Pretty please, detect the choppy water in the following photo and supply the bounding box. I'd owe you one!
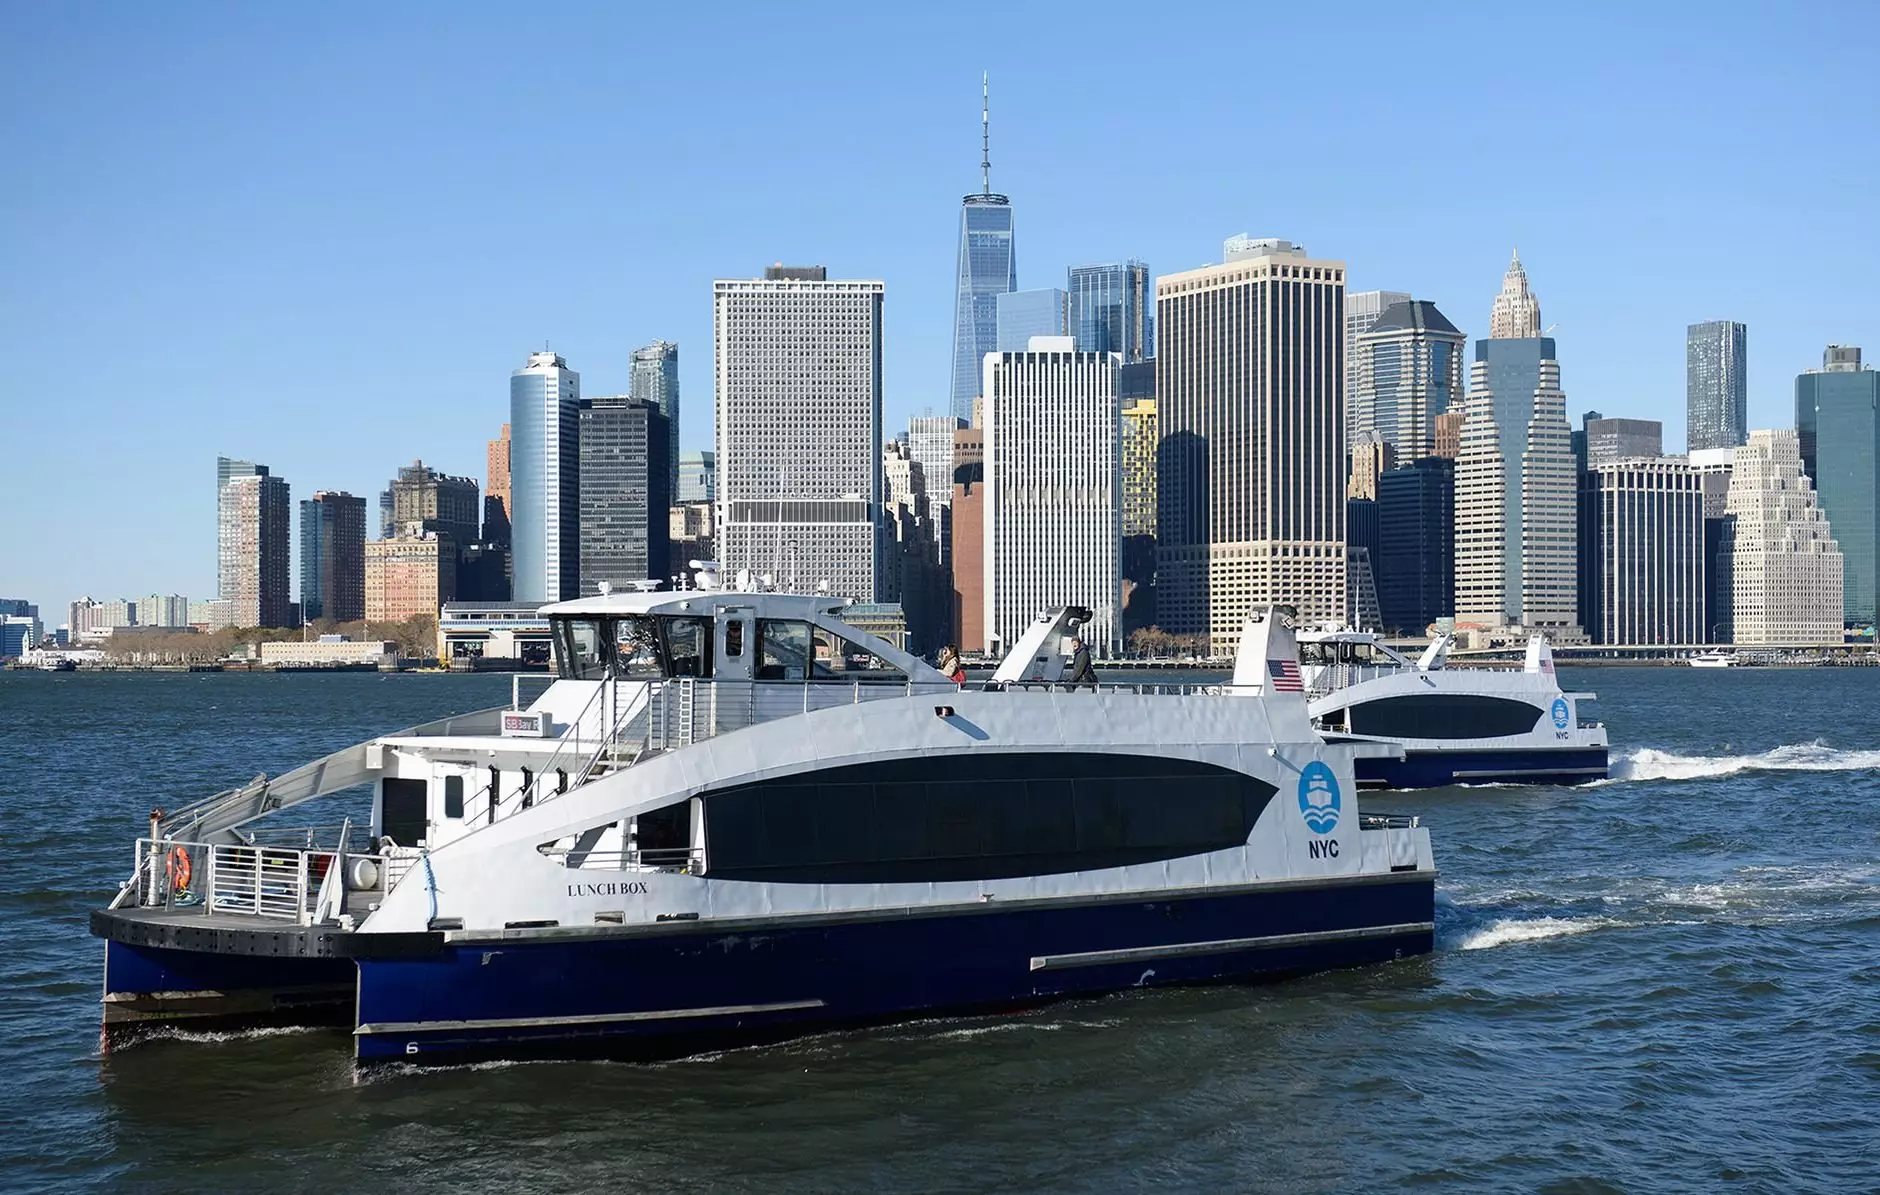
[2,668,1877,1193]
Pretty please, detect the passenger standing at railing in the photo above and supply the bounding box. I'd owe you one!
[936,644,966,686]
[1065,638,1097,690]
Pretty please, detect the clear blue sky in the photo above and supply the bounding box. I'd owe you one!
[2,1,1875,617]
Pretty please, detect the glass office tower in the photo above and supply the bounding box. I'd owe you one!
[1796,344,1878,626]
[1067,260,1152,363]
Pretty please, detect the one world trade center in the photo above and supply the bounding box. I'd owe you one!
[949,74,1016,424]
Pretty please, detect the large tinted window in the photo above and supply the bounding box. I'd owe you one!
[702,753,1275,884]
[1347,694,1543,739]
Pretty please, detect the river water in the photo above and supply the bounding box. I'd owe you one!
[2,668,1877,1193]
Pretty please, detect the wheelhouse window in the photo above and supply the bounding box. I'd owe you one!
[553,615,719,680]
[758,619,903,682]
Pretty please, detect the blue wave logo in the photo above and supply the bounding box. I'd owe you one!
[1297,761,1340,834]
[1551,698,1569,730]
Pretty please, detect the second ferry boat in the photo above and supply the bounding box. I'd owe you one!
[1236,626,1609,789]
[91,570,1435,1064]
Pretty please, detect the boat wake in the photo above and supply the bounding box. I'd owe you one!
[1606,742,1880,783]
[1448,914,1620,951]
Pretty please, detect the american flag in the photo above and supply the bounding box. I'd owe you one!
[1268,658,1303,692]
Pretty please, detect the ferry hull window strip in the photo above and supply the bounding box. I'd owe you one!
[701,753,1276,884]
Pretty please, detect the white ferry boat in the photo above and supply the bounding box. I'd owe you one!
[1688,651,1736,668]
[91,574,1436,1064]
[1235,627,1608,789]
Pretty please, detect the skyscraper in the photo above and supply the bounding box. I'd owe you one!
[1454,254,1579,635]
[509,350,582,603]
[906,416,965,512]
[948,75,1016,423]
[579,395,671,593]
[1156,237,1347,649]
[214,456,262,598]
[715,265,884,601]
[218,468,291,628]
[1119,364,1157,636]
[1582,458,1705,645]
[1687,321,1748,451]
[1583,417,1664,466]
[993,288,1068,351]
[1717,429,1842,643]
[1345,289,1410,443]
[1349,299,1466,463]
[485,423,511,546]
[390,461,480,546]
[1068,260,1152,362]
[1795,344,1878,626]
[676,449,716,505]
[630,340,680,496]
[299,490,366,623]
[983,337,1122,655]
[1376,457,1455,633]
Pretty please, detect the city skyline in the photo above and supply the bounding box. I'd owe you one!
[3,5,1877,609]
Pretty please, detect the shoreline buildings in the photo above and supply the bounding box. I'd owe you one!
[948,76,1016,424]
[1796,345,1877,628]
[982,337,1123,656]
[1687,321,1748,451]
[578,395,671,594]
[715,264,885,602]
[1156,236,1347,652]
[509,350,581,603]
[1717,429,1843,643]
[1580,457,1705,645]
[216,457,290,628]
[1454,254,1581,639]
[299,490,366,623]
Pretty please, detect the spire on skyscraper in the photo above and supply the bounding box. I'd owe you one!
[1489,250,1542,339]
[981,72,991,195]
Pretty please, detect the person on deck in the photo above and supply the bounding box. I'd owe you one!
[935,644,966,685]
[1065,636,1097,690]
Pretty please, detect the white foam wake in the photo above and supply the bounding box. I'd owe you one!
[1609,742,1880,783]
[1454,915,1615,951]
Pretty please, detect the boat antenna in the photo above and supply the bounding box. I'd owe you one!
[981,72,991,195]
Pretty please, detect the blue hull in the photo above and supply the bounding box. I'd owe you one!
[101,938,355,1034]
[353,876,1434,1063]
[1355,746,1609,790]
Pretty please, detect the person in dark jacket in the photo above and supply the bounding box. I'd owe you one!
[1065,637,1097,689]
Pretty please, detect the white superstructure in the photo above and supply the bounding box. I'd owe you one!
[983,337,1122,656]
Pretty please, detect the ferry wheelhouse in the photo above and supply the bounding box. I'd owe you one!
[92,576,1435,1064]
[1242,627,1608,789]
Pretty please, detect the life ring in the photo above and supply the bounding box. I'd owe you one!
[165,845,192,893]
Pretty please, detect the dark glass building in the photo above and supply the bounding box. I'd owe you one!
[1687,321,1747,452]
[1376,457,1455,634]
[1796,344,1878,626]
[299,491,366,623]
[578,396,671,595]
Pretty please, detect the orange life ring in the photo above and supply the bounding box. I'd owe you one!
[165,845,192,893]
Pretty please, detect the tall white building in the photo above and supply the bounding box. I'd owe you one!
[983,337,1123,655]
[1583,458,1705,645]
[907,415,966,509]
[715,265,884,601]
[1156,237,1347,651]
[509,350,582,603]
[1454,256,1580,636]
[1718,429,1843,644]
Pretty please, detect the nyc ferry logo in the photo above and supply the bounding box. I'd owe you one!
[1297,761,1341,835]
[1551,697,1570,730]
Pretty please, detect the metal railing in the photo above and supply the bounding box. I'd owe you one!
[540,846,704,873]
[1358,812,1421,830]
[124,835,405,925]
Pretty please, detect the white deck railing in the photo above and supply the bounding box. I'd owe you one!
[123,835,407,925]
